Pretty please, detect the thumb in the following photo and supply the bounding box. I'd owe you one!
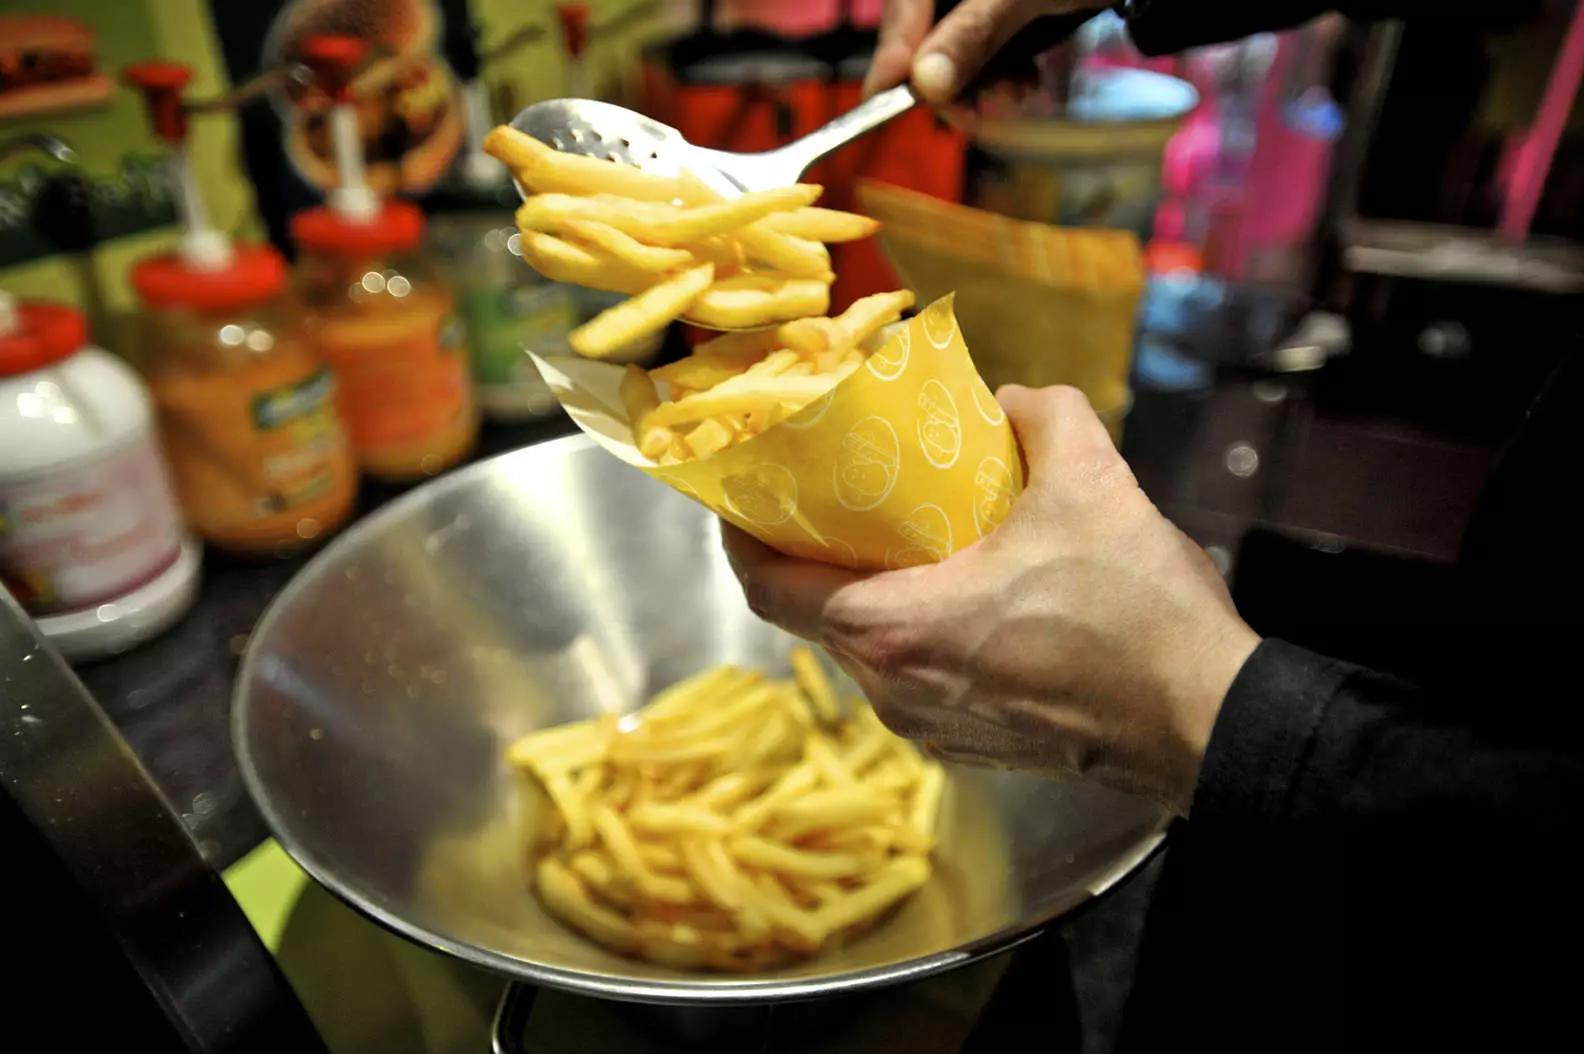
[864,0,935,98]
[911,0,1038,103]
[997,384,1113,487]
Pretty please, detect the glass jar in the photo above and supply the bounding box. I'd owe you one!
[130,243,359,556]
[293,201,477,482]
[427,211,577,422]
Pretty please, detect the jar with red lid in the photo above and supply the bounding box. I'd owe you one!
[130,241,359,556]
[1,293,199,661]
[292,200,477,482]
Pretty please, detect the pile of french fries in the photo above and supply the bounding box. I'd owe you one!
[616,289,914,464]
[484,125,885,359]
[507,650,945,972]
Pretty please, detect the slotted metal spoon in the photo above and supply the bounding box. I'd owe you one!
[509,84,917,200]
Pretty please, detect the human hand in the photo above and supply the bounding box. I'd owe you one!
[724,385,1260,816]
[863,0,1105,103]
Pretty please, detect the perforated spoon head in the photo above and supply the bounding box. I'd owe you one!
[509,98,751,198]
[509,86,918,200]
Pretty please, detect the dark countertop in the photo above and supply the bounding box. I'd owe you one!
[77,276,1508,874]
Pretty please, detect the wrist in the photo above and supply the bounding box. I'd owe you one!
[1163,618,1262,815]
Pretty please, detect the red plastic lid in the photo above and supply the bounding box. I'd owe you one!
[299,35,368,101]
[557,5,590,58]
[0,301,89,377]
[131,242,288,312]
[124,60,194,144]
[291,199,426,257]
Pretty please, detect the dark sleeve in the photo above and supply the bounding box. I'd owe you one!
[1119,639,1584,1053]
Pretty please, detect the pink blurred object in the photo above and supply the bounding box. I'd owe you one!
[1498,0,1584,239]
[670,0,882,35]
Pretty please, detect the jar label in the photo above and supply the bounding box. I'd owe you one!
[0,439,184,616]
[462,282,577,388]
[320,315,472,449]
[154,363,356,549]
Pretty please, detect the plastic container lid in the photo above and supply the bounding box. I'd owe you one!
[292,200,427,257]
[0,301,88,377]
[131,242,288,312]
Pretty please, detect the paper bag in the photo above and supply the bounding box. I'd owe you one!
[532,295,1025,571]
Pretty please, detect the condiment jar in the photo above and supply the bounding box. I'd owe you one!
[293,200,477,481]
[427,213,577,421]
[0,294,199,661]
[131,243,359,556]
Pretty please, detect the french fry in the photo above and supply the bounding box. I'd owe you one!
[734,222,834,280]
[649,356,746,393]
[776,317,844,357]
[517,230,655,295]
[834,290,916,350]
[485,126,693,203]
[688,278,831,330]
[773,788,894,840]
[559,218,696,271]
[814,856,931,933]
[629,802,733,837]
[642,185,822,245]
[790,647,841,724]
[910,764,946,842]
[509,661,945,973]
[643,373,837,430]
[519,187,821,247]
[619,364,661,424]
[571,263,714,359]
[537,856,640,952]
[755,206,882,242]
[679,236,747,272]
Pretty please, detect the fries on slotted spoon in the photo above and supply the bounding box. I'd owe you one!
[484,125,882,359]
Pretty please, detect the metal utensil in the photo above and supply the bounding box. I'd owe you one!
[234,436,1168,1004]
[509,84,918,199]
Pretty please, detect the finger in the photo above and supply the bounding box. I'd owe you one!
[996,384,1113,486]
[863,0,935,98]
[911,0,1039,103]
[721,525,866,642]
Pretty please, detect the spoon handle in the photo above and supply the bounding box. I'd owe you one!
[768,85,919,183]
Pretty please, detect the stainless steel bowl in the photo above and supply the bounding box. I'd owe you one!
[234,437,1168,1003]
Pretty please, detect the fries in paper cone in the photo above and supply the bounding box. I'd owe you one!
[533,295,1025,570]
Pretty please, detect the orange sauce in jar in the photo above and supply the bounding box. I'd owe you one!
[132,243,359,556]
[293,201,477,482]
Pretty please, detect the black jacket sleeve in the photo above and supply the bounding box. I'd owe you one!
[1119,639,1584,1053]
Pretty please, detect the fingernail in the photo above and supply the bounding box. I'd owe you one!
[912,53,957,102]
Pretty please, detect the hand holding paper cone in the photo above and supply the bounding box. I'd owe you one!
[533,295,1026,572]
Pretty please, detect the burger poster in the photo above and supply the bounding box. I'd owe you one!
[207,0,472,245]
[0,12,115,119]
[0,0,181,271]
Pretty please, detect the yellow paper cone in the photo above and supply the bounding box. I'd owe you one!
[531,295,1026,571]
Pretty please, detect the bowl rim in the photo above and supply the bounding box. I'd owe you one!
[232,434,1171,1004]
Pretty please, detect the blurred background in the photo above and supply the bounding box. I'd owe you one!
[4,0,1582,1051]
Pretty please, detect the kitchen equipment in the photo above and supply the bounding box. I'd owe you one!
[508,84,919,199]
[1,589,329,1053]
[234,436,1168,1003]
